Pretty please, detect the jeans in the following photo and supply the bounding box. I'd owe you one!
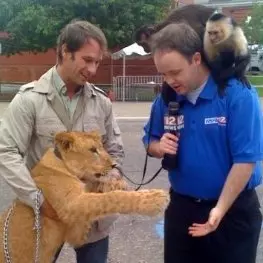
[53,236,109,263]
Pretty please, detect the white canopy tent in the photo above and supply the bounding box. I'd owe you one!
[111,42,150,78]
[111,43,151,101]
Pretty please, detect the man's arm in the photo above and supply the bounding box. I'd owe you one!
[189,163,256,237]
[216,163,255,215]
[217,87,263,215]
[147,132,179,159]
[0,91,44,209]
[142,96,167,159]
[103,103,125,172]
[148,140,163,158]
[189,85,263,237]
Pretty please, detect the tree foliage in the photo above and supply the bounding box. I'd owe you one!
[0,0,170,55]
[242,3,263,44]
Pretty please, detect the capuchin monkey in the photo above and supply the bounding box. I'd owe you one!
[134,4,216,105]
[204,12,251,90]
[135,4,215,55]
[135,5,250,102]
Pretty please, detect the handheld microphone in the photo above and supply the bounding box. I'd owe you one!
[162,101,180,170]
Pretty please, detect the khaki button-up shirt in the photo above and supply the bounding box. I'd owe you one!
[52,67,82,120]
[0,67,124,209]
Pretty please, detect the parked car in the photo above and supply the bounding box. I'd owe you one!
[247,44,263,72]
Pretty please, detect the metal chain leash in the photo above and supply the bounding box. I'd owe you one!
[3,189,42,263]
[33,189,42,263]
[3,204,14,263]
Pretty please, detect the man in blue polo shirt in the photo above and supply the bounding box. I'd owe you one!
[142,23,263,263]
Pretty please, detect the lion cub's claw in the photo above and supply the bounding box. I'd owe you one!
[138,189,169,216]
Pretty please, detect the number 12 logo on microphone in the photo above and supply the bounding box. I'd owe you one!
[164,115,184,131]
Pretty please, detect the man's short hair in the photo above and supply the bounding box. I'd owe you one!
[56,20,108,63]
[150,23,202,61]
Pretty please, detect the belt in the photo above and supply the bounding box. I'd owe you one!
[170,188,255,205]
[170,189,218,204]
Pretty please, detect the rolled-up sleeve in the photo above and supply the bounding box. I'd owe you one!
[227,86,263,163]
[0,92,44,208]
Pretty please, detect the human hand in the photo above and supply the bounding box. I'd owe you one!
[188,207,224,237]
[95,167,129,192]
[40,200,59,220]
[159,133,179,156]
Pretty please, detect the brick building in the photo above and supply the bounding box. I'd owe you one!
[0,0,259,85]
[197,0,257,23]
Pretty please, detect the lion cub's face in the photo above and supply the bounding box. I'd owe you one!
[54,131,114,182]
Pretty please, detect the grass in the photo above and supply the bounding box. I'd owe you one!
[247,75,263,97]
[256,88,263,97]
[247,75,263,86]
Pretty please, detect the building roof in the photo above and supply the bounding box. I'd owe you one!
[205,0,263,7]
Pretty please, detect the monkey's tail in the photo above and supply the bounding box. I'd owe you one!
[219,66,251,89]
[210,53,251,94]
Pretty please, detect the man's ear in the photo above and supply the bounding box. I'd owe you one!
[55,132,74,151]
[61,44,68,59]
[192,52,202,66]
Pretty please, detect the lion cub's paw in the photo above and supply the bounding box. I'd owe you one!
[65,223,92,246]
[137,189,169,216]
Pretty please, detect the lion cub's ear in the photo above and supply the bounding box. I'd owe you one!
[55,132,75,151]
[86,130,102,142]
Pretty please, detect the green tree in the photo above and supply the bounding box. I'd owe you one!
[0,0,169,55]
[242,3,263,44]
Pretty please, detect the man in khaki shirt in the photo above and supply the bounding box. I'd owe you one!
[0,20,125,263]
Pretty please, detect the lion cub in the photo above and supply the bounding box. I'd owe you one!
[0,131,169,263]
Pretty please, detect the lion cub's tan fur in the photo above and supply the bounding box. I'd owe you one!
[0,131,168,263]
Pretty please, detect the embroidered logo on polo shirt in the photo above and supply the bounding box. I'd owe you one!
[204,117,227,126]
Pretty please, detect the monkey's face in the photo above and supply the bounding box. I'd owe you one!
[206,19,233,45]
[207,25,224,44]
[153,50,203,95]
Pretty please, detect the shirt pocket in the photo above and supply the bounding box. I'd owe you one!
[113,124,121,135]
[35,119,66,150]
[83,118,107,142]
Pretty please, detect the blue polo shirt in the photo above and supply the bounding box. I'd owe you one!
[142,75,263,199]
